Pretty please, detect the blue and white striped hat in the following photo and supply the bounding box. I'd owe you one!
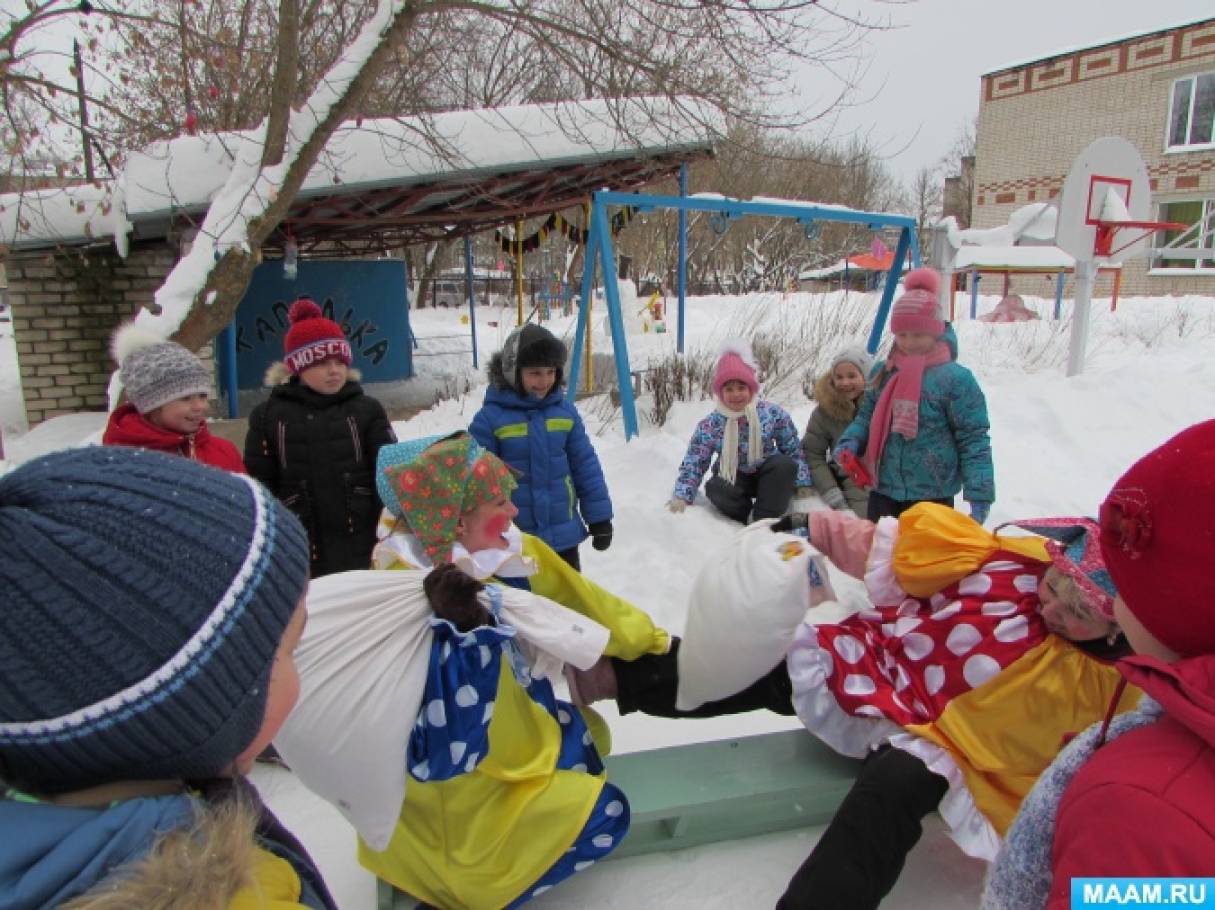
[0,445,309,792]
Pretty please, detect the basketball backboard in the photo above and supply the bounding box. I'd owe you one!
[1055,137,1150,264]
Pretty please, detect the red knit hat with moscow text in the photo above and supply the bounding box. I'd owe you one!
[283,297,352,375]
[890,268,945,337]
[1098,419,1215,658]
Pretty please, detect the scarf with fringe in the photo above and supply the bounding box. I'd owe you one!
[715,401,762,486]
[863,341,951,478]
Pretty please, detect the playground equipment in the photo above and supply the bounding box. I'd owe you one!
[1054,137,1186,376]
[569,190,922,439]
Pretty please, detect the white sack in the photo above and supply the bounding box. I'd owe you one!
[676,520,835,711]
[273,571,612,851]
[273,570,433,852]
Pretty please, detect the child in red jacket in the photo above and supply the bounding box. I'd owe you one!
[103,323,244,472]
[984,419,1215,910]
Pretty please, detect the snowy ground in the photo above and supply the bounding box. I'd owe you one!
[5,286,1215,908]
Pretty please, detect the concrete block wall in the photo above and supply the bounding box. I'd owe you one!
[974,17,1215,298]
[7,242,188,425]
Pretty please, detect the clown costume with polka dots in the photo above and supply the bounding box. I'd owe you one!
[361,432,669,910]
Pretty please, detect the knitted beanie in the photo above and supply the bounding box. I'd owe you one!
[1098,419,1215,658]
[830,344,875,379]
[1006,517,1117,621]
[890,267,945,336]
[0,446,309,792]
[376,432,517,564]
[712,339,760,399]
[501,323,567,393]
[112,323,213,415]
[283,297,352,375]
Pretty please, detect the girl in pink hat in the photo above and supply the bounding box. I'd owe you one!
[834,267,995,525]
[668,339,813,523]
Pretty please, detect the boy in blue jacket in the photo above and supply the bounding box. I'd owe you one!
[470,323,612,571]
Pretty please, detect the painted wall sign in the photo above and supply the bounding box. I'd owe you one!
[233,259,412,388]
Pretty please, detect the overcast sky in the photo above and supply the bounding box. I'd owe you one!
[796,0,1215,188]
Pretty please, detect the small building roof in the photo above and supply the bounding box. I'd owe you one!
[1,96,718,256]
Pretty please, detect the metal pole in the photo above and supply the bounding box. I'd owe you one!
[73,39,95,181]
[594,203,639,440]
[1054,272,1065,320]
[866,226,912,354]
[1110,268,1122,312]
[969,271,980,320]
[464,234,478,368]
[1066,259,1096,377]
[515,223,525,326]
[677,162,688,353]
[219,323,239,418]
[568,201,600,400]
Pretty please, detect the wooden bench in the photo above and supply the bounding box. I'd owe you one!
[602,729,861,859]
[375,730,859,906]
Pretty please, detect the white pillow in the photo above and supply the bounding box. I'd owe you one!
[273,570,434,852]
[676,520,835,711]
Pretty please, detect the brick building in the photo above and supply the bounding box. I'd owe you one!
[973,16,1215,297]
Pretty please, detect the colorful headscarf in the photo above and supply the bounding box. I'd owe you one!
[1005,517,1116,620]
[376,432,516,564]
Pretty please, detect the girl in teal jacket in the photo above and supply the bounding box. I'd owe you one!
[835,268,994,523]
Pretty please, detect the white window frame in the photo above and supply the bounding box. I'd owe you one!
[1149,195,1215,275]
[1164,71,1215,153]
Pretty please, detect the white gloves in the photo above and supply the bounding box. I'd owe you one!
[666,498,688,513]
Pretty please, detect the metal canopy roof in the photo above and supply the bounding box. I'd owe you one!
[274,147,708,257]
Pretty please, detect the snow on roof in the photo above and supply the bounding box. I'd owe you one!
[0,96,720,251]
[954,246,1077,270]
[983,15,1213,76]
[0,183,133,256]
[798,259,850,280]
[124,96,720,219]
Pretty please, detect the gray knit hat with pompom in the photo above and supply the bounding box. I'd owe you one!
[112,323,213,414]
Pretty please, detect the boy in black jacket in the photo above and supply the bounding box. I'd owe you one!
[244,297,396,577]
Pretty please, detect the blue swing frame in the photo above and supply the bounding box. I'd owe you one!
[568,189,922,439]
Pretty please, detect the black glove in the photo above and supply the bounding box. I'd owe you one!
[588,520,613,551]
[770,513,808,534]
[423,563,489,632]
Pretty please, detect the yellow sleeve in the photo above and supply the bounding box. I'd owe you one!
[228,847,308,909]
[893,502,1049,597]
[520,534,670,658]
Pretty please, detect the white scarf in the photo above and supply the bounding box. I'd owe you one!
[716,400,762,485]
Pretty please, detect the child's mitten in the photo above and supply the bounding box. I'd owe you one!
[821,487,848,510]
[835,448,874,489]
[588,520,613,551]
[423,563,490,632]
[968,500,991,526]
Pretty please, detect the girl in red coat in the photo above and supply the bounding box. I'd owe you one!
[984,419,1215,909]
[103,323,244,472]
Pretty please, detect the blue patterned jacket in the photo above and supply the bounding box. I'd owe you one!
[839,331,994,505]
[672,399,812,503]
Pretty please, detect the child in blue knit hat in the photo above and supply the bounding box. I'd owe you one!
[0,446,336,910]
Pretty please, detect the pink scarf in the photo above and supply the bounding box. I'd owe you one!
[862,341,952,479]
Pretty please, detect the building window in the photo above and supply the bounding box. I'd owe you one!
[1152,198,1214,271]
[1167,72,1215,150]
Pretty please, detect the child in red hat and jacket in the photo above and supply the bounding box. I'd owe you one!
[244,297,396,577]
[984,419,1215,909]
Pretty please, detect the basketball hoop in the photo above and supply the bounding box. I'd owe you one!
[1093,219,1188,257]
[1054,137,1159,377]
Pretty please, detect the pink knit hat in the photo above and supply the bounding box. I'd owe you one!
[712,340,759,399]
[890,268,945,336]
